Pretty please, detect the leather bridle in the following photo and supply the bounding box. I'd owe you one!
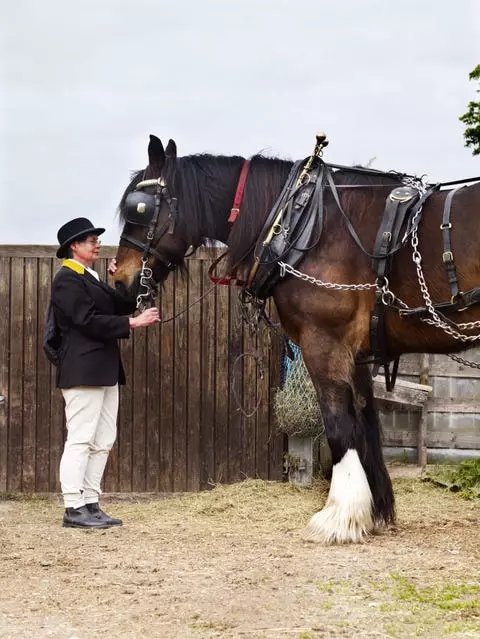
[120,177,178,309]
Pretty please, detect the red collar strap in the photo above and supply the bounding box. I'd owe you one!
[207,250,245,286]
[208,159,250,286]
[228,159,251,224]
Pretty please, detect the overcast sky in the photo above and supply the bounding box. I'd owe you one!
[1,0,479,246]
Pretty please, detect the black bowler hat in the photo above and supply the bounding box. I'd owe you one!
[56,217,105,258]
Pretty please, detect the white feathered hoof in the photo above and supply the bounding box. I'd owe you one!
[303,449,374,544]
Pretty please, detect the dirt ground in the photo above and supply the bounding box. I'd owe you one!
[0,466,479,639]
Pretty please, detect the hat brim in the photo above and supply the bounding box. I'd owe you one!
[56,227,106,259]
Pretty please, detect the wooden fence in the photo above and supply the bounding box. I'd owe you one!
[1,245,479,494]
[379,352,480,462]
[0,246,284,494]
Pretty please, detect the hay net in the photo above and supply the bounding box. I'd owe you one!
[274,340,324,438]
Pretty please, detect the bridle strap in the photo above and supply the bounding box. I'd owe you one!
[228,159,251,223]
[119,234,176,271]
[120,179,177,270]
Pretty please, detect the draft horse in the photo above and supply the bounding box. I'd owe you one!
[112,134,480,544]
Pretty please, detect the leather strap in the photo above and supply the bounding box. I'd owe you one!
[228,160,250,224]
[441,186,463,301]
[207,250,245,286]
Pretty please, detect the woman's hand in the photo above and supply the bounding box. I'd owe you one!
[129,307,160,328]
[108,258,117,275]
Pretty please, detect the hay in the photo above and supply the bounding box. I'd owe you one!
[274,342,324,438]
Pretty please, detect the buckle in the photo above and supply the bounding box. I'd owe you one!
[442,251,453,263]
[451,293,468,311]
[440,222,452,230]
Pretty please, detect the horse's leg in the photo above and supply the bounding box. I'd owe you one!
[352,358,395,529]
[300,337,381,543]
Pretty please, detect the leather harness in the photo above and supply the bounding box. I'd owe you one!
[215,160,480,391]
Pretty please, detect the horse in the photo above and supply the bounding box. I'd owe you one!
[112,134,480,544]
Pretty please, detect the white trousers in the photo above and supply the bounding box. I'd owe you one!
[60,385,119,508]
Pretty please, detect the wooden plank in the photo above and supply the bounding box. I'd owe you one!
[242,317,257,478]
[268,303,285,481]
[427,430,479,449]
[8,258,24,491]
[187,246,223,262]
[49,383,65,492]
[427,398,480,413]
[132,308,147,492]
[418,354,429,467]
[49,260,66,492]
[145,317,160,492]
[373,377,431,410]
[22,258,38,491]
[186,259,202,491]
[399,352,480,378]
[173,270,188,492]
[214,285,229,483]
[159,275,174,492]
[383,429,418,448]
[0,258,10,491]
[287,436,315,487]
[118,331,133,492]
[0,245,118,259]
[35,259,52,491]
[200,261,216,489]
[227,288,244,482]
[256,320,271,478]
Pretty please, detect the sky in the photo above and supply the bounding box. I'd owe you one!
[1,0,479,246]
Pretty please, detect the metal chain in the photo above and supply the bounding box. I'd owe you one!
[410,211,480,344]
[136,257,157,311]
[446,352,480,370]
[278,262,377,291]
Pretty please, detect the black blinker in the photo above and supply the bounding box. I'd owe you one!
[125,191,156,226]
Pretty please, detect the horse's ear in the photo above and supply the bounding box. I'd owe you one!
[165,139,177,160]
[148,134,165,169]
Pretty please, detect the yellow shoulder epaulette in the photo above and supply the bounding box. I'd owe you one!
[62,259,85,275]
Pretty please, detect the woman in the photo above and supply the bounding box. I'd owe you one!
[48,217,159,529]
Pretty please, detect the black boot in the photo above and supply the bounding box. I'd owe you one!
[86,502,123,526]
[63,505,112,529]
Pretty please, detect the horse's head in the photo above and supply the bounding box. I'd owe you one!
[113,135,189,300]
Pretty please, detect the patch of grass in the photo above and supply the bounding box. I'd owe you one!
[0,492,50,502]
[444,621,480,634]
[312,577,350,594]
[390,573,480,614]
[188,619,231,632]
[424,460,480,499]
